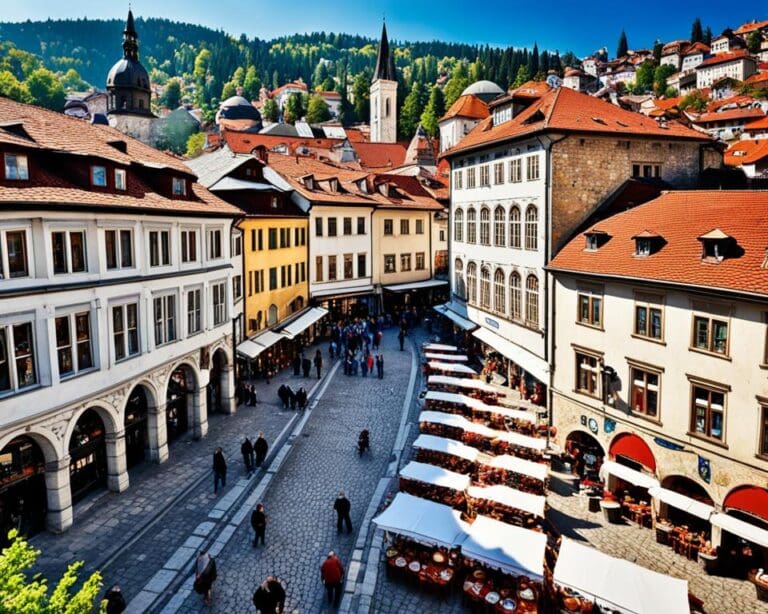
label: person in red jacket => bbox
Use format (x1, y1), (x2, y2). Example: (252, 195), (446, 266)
(320, 551), (344, 608)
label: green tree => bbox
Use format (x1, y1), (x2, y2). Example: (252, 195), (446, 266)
(748, 31), (763, 54)
(691, 18), (704, 43)
(25, 68), (65, 110)
(262, 98), (279, 123)
(511, 64), (531, 88)
(221, 79), (238, 101)
(163, 78), (182, 109)
(283, 92), (306, 123)
(653, 64), (677, 95)
(0, 530), (103, 612)
(443, 61), (470, 108)
(0, 70), (30, 103)
(399, 80), (428, 139)
(704, 26), (713, 46)
(616, 30), (629, 58)
(633, 60), (655, 93)
(60, 68), (88, 91)
(527, 43), (539, 78)
(186, 131), (207, 158)
(243, 66), (261, 101)
(306, 93), (331, 123)
(678, 89), (708, 112)
(420, 85), (445, 137)
(652, 39), (663, 63)
(351, 70), (370, 122)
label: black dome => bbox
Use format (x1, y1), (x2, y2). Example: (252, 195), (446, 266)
(107, 58), (150, 92)
(219, 95), (261, 121)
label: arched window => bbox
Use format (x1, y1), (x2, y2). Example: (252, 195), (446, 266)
(480, 267), (491, 310)
(494, 206), (506, 247)
(454, 209), (464, 242)
(526, 275), (539, 327)
(467, 208), (477, 244)
(479, 207), (490, 246)
(509, 206), (521, 249)
(268, 304), (278, 326)
(454, 258), (465, 299)
(509, 272), (521, 320)
(467, 262), (477, 304)
(525, 205), (538, 250)
(494, 268), (506, 315)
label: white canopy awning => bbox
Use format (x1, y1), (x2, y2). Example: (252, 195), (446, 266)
(600, 460), (660, 490)
(424, 391), (535, 424)
(472, 326), (549, 383)
(424, 352), (469, 362)
(428, 361), (477, 375)
(423, 343), (459, 352)
(461, 516), (547, 580)
(236, 329), (286, 359)
(554, 538), (690, 614)
(372, 492), (469, 548)
(399, 461), (471, 491)
(648, 486), (714, 521)
(236, 338), (266, 359)
(493, 430), (547, 451)
(278, 307), (328, 339)
(433, 304), (477, 330)
(467, 485), (546, 518)
(384, 279), (448, 292)
(412, 434), (480, 462)
(418, 411), (497, 438)
(428, 375), (499, 394)
(312, 284), (374, 299)
(483, 455), (549, 482)
(711, 513), (768, 548)
(252, 330), (285, 349)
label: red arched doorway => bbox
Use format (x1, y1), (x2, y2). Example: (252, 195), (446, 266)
(69, 409), (108, 503)
(658, 475), (714, 529)
(0, 436), (47, 543)
(609, 433), (656, 472)
(565, 430), (605, 480)
(723, 486), (768, 525)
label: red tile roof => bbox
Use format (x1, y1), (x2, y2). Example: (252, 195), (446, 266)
(224, 131), (342, 155)
(706, 95), (754, 112)
(724, 139), (768, 165)
(652, 96), (684, 111)
(692, 108), (765, 124)
(442, 86), (711, 157)
(735, 19), (768, 35)
(271, 81), (308, 97)
(745, 116), (768, 130)
(352, 142), (407, 168)
(345, 128), (368, 143)
(439, 94), (489, 122)
(684, 42), (711, 56)
(745, 71), (768, 85)
(548, 191), (768, 296)
(697, 50), (753, 69)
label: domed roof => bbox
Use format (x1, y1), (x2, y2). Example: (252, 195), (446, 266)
(462, 80), (505, 97)
(107, 58), (150, 91)
(218, 95), (261, 121)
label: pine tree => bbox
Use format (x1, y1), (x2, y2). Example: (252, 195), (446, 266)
(399, 81), (428, 139)
(527, 43), (539, 79)
(306, 93), (331, 123)
(420, 85), (445, 137)
(616, 30), (629, 58)
(512, 64), (530, 88)
(262, 98), (279, 122)
(691, 18), (704, 43)
(704, 26), (713, 46)
(283, 92), (306, 123)
(443, 61), (470, 108)
(351, 70), (370, 123)
(652, 39), (663, 63)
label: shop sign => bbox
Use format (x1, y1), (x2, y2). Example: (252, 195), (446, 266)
(484, 317), (500, 329)
(603, 418), (616, 433)
(698, 456), (712, 483)
(653, 437), (684, 451)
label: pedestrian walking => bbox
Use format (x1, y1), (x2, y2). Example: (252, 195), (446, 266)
(320, 551), (344, 608)
(376, 354), (384, 379)
(250, 503), (266, 546)
(249, 385), (258, 406)
(302, 357), (311, 378)
(329, 340), (337, 360)
(293, 354), (301, 376)
(361, 355), (368, 377)
(314, 350), (323, 379)
(296, 386), (307, 410)
(398, 328), (405, 351)
(102, 583), (126, 614)
(213, 447), (227, 495)
(253, 576), (286, 614)
(366, 353), (374, 376)
(194, 551), (217, 607)
(334, 490), (352, 534)
(266, 577), (286, 613)
(254, 432), (268, 467)
(241, 437), (254, 475)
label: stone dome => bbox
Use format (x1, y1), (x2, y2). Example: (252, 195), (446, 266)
(218, 95), (261, 121)
(461, 80), (505, 103)
(107, 58), (150, 92)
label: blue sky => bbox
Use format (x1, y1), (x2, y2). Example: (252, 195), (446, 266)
(3, 1), (765, 56)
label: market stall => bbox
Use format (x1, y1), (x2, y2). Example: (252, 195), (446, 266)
(600, 460), (659, 522)
(467, 485), (547, 528)
(478, 454), (549, 495)
(373, 492), (470, 548)
(412, 434), (480, 473)
(424, 352), (470, 362)
(418, 410), (497, 443)
(399, 461), (471, 508)
(423, 343), (460, 353)
(424, 391), (536, 431)
(487, 430), (548, 461)
(427, 375), (503, 403)
(648, 483), (714, 559)
(426, 361), (478, 377)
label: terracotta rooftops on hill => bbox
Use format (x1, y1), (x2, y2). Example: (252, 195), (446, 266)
(698, 50), (753, 68)
(548, 190), (768, 296)
(724, 139), (768, 165)
(691, 107), (766, 124)
(352, 141), (407, 168)
(439, 94), (489, 122)
(442, 86), (711, 157)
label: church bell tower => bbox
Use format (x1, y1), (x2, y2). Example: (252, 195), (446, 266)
(370, 22), (398, 143)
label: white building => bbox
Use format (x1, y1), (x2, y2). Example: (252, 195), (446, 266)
(0, 97), (241, 535)
(696, 51), (757, 89)
(681, 42), (711, 73)
(370, 22), (398, 144)
(438, 90), (494, 154)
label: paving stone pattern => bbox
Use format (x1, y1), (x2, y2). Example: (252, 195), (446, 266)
(173, 328), (416, 613)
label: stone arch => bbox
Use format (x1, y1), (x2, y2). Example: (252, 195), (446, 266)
(67, 408), (111, 502)
(123, 383), (156, 470)
(209, 347), (235, 415)
(564, 429), (605, 478)
(0, 426), (61, 465)
(64, 401), (121, 449)
(165, 361), (206, 442)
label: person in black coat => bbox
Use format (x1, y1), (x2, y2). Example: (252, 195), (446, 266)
(213, 447), (227, 494)
(102, 584), (126, 614)
(302, 357), (311, 378)
(398, 328), (405, 351)
(251, 503), (266, 546)
(296, 387), (307, 410)
(249, 385), (258, 406)
(194, 552), (217, 607)
(241, 437), (254, 475)
(334, 491), (352, 533)
(292, 354), (301, 376)
(314, 350), (323, 379)
(267, 577), (286, 613)
(254, 432), (269, 467)
(252, 576), (286, 614)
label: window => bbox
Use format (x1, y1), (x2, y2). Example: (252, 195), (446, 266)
(268, 228), (278, 250)
(455, 170), (463, 189)
(400, 219), (410, 235)
(454, 259), (465, 299)
(257, 229), (263, 250)
(494, 162), (504, 185)
(690, 384), (725, 441)
(232, 233), (242, 257)
(454, 209), (464, 242)
(692, 316), (728, 355)
(525, 274), (539, 327)
(279, 228), (290, 248)
(114, 169), (127, 191)
(467, 262), (477, 304)
(315, 256), (323, 282)
(384, 219), (393, 235)
(357, 254), (367, 277)
(153, 294), (176, 346)
(415, 219), (424, 235)
(400, 254), (412, 272)
(268, 305), (278, 326)
(212, 281), (227, 326)
(91, 165), (107, 187)
(55, 311), (93, 377)
(301, 227), (306, 245)
(315, 217), (323, 237)
(2, 230), (29, 278)
(577, 290), (602, 327)
(357, 217), (365, 234)
(635, 298), (663, 340)
(509, 272), (521, 320)
(509, 206), (521, 249)
(187, 288), (202, 334)
(343, 254), (353, 279)
(494, 269), (506, 315)
(105, 229), (133, 270)
(384, 254), (396, 273)
(759, 402), (768, 457)
(526, 155), (540, 181)
(467, 167), (476, 188)
(632, 163), (661, 179)
(269, 267), (278, 290)
(440, 229), (445, 242)
(112, 303), (139, 361)
(294, 227), (299, 246)
(4, 154), (29, 181)
(524, 206), (538, 250)
(52, 230), (87, 274)
(343, 218), (352, 235)
(301, 261), (306, 282)
(575, 352), (600, 397)
(181, 229), (197, 263)
(328, 255), (337, 280)
(494, 207), (506, 247)
(415, 252), (425, 270)
(327, 217), (337, 237)
(635, 238), (651, 257)
(509, 158), (521, 183)
(585, 234), (599, 251)
(0, 322), (36, 393)
(630, 366), (659, 418)
(479, 165), (490, 187)
(149, 230), (170, 267)
(233, 275), (242, 301)
(467, 208), (477, 244)
(172, 177), (186, 196)
(270, 196), (278, 209)
(479, 268), (491, 309)
(479, 208), (490, 245)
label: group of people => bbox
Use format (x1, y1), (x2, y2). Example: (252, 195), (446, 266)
(212, 432), (270, 494)
(342, 349), (384, 379)
(291, 350), (324, 379)
(236, 382), (259, 406)
(276, 384), (308, 410)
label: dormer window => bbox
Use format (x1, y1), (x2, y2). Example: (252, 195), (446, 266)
(91, 165), (108, 187)
(636, 238), (651, 257)
(4, 154), (29, 181)
(698, 228), (733, 263)
(584, 230), (609, 251)
(302, 175), (315, 190)
(172, 177), (187, 196)
(632, 230), (663, 257)
(115, 169), (127, 191)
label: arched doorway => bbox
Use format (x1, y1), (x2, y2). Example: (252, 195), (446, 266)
(565, 430), (605, 480)
(0, 436), (47, 543)
(659, 475), (714, 530)
(125, 386), (150, 469)
(723, 485), (768, 525)
(208, 350), (228, 414)
(718, 485), (768, 571)
(69, 409), (108, 503)
(609, 432), (656, 472)
(166, 366), (193, 442)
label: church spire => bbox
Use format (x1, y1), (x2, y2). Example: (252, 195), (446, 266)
(122, 9), (139, 61)
(373, 21), (396, 83)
